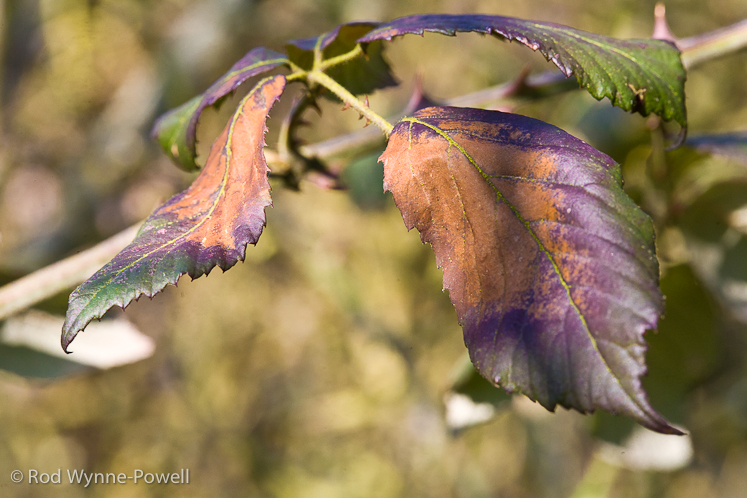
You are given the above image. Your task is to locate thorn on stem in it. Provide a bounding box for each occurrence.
[404,73,440,114]
[309,99,322,115]
[653,3,678,43]
[307,172,343,190]
[506,65,533,98]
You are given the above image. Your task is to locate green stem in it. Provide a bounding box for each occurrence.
[299,70,572,159]
[285,65,308,83]
[307,69,394,136]
[316,44,364,71]
[313,35,324,68]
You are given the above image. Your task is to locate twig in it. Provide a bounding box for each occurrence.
[653,4,747,69]
[679,19,747,68]
[299,70,573,159]
[0,225,141,321]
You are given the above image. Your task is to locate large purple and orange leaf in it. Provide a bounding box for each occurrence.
[360,14,686,129]
[380,106,680,434]
[63,75,286,351]
[151,47,288,171]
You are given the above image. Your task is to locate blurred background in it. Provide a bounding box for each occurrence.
[1,0,747,496]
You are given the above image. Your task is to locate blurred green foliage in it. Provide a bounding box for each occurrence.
[1,0,747,496]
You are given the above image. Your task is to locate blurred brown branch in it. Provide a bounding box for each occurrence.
[0,224,141,321]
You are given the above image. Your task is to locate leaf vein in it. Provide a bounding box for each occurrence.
[402,116,652,415]
[81,77,273,312]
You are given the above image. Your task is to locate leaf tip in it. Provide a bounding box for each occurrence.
[666,126,688,151]
[61,320,79,354]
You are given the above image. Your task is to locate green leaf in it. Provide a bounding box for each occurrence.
[341,151,388,210]
[360,14,687,129]
[63,76,286,350]
[643,264,722,422]
[680,179,747,323]
[381,106,679,434]
[451,359,512,408]
[287,22,397,96]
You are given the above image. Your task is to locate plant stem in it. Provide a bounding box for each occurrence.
[316,44,364,72]
[277,93,314,164]
[679,19,747,69]
[299,70,573,159]
[0,224,142,321]
[313,35,324,68]
[300,126,385,160]
[307,70,394,136]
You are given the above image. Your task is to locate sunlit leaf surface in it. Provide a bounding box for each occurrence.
[360,14,686,128]
[63,75,286,350]
[151,47,288,171]
[381,106,679,433]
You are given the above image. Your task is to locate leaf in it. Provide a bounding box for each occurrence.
[643,265,721,421]
[287,22,379,52]
[63,75,286,351]
[680,180,747,323]
[287,23,397,96]
[380,106,680,434]
[451,359,512,408]
[359,14,687,128]
[341,151,388,211]
[151,47,288,171]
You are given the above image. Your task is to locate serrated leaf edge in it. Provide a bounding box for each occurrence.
[396,115,676,432]
[63,75,285,351]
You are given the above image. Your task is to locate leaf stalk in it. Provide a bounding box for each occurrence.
[316,44,364,71]
[307,69,394,136]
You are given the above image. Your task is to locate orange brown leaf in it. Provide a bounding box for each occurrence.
[381,106,680,434]
[62,75,286,351]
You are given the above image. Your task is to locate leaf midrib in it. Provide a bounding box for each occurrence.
[72,77,274,328]
[401,116,646,412]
